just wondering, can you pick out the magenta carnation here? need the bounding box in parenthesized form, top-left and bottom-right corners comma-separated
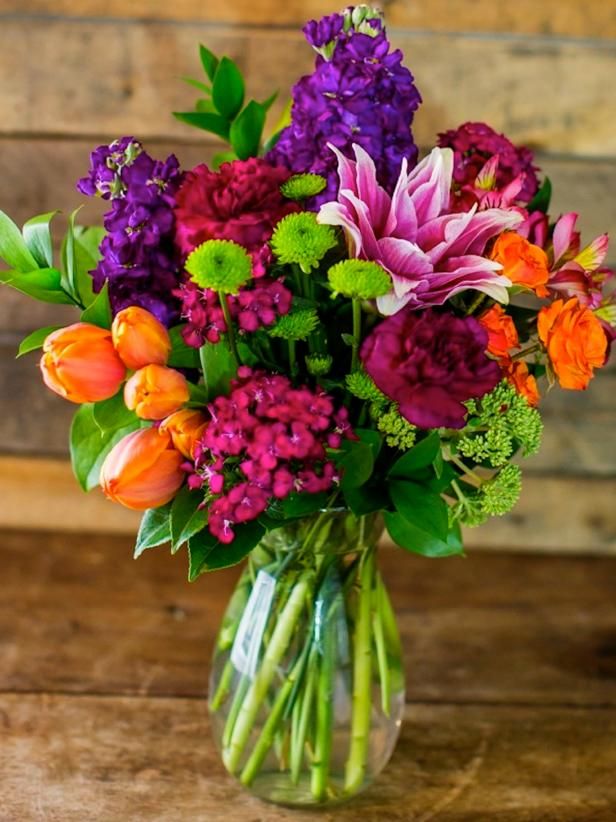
(174, 158, 299, 269)
(361, 309, 501, 429)
(437, 121, 539, 207)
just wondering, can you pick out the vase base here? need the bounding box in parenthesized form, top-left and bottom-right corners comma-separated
(241, 771, 371, 808)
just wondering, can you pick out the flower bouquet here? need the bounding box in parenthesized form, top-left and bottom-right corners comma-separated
(1, 4, 614, 808)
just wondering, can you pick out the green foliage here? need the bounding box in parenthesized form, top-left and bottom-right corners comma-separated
(212, 57, 245, 120)
(281, 174, 327, 201)
(269, 308, 319, 341)
(0, 209, 39, 271)
(170, 486, 207, 553)
(199, 339, 237, 400)
(134, 502, 173, 558)
(280, 492, 329, 519)
(80, 282, 112, 328)
(327, 260, 391, 300)
(345, 370, 387, 404)
(186, 239, 252, 293)
(385, 508, 463, 558)
(188, 521, 265, 579)
(168, 325, 201, 369)
(376, 407, 417, 451)
(527, 177, 552, 214)
(0, 266, 73, 304)
(16, 325, 62, 358)
(230, 100, 267, 159)
(334, 438, 375, 492)
(22, 211, 58, 268)
(270, 213, 337, 272)
(388, 431, 442, 481)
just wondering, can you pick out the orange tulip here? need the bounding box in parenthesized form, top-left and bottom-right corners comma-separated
(479, 304, 519, 359)
(160, 409, 208, 459)
(124, 364, 190, 420)
(40, 323, 126, 404)
(537, 297, 607, 390)
(491, 232, 550, 297)
(503, 360, 540, 407)
(111, 306, 171, 370)
(100, 427, 185, 510)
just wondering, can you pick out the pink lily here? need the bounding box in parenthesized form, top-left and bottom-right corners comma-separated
(318, 144, 523, 315)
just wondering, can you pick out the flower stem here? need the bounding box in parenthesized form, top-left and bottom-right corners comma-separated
(511, 342, 541, 361)
(351, 297, 362, 372)
(344, 548, 375, 794)
(449, 454, 483, 485)
(372, 576, 390, 717)
(290, 647, 317, 784)
(465, 292, 488, 316)
(288, 338, 298, 378)
(218, 291, 240, 368)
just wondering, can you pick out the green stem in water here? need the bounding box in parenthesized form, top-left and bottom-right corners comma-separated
(290, 647, 317, 785)
(351, 297, 362, 372)
(221, 674, 250, 750)
(372, 574, 390, 717)
(223, 570, 314, 775)
(210, 659, 235, 713)
(344, 548, 375, 794)
(218, 291, 240, 368)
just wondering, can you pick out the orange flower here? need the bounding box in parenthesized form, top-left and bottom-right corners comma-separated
(491, 232, 550, 297)
(111, 306, 172, 371)
(160, 409, 208, 459)
(40, 323, 126, 404)
(537, 297, 607, 390)
(479, 304, 519, 359)
(124, 364, 190, 420)
(504, 360, 540, 406)
(100, 427, 184, 510)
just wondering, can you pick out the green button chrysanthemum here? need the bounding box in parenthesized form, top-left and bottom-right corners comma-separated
(269, 308, 320, 341)
(185, 239, 252, 294)
(280, 173, 327, 201)
(327, 260, 392, 299)
(270, 213, 337, 273)
(305, 353, 333, 376)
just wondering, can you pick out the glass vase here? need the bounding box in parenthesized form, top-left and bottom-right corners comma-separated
(208, 510, 405, 807)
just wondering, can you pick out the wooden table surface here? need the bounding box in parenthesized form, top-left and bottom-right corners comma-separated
(1, 530, 615, 821)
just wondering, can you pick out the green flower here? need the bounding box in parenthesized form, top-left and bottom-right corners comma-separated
(185, 240, 252, 294)
(270, 213, 337, 273)
(280, 173, 327, 201)
(345, 370, 387, 403)
(328, 260, 391, 300)
(269, 308, 320, 341)
(376, 407, 417, 450)
(306, 353, 333, 377)
(479, 464, 522, 516)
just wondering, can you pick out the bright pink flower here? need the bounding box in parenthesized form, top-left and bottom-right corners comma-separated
(318, 144, 523, 315)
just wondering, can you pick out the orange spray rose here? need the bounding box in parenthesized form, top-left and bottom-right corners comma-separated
(124, 364, 190, 420)
(40, 323, 126, 403)
(479, 304, 519, 359)
(100, 427, 185, 510)
(111, 306, 172, 370)
(503, 360, 540, 407)
(491, 232, 550, 297)
(538, 297, 607, 389)
(160, 409, 208, 459)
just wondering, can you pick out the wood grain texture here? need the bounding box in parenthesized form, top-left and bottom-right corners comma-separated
(1, 693, 615, 821)
(2, 528, 616, 705)
(1, 21, 615, 155)
(4, 0, 616, 39)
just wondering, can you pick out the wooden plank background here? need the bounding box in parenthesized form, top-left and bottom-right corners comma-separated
(1, 2, 615, 551)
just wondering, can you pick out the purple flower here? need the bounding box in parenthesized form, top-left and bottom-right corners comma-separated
(319, 143, 523, 314)
(77, 138, 183, 326)
(267, 8, 421, 207)
(361, 309, 501, 429)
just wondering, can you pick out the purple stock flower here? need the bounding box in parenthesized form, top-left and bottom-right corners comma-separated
(267, 7, 421, 207)
(361, 309, 501, 429)
(77, 138, 183, 326)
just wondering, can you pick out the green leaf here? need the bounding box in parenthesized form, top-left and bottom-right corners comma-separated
(212, 57, 245, 120)
(16, 325, 62, 357)
(61, 207, 82, 301)
(344, 483, 390, 517)
(199, 43, 219, 82)
(0, 267, 74, 304)
(0, 210, 39, 272)
(92, 390, 137, 434)
(22, 211, 58, 268)
(72, 225, 104, 308)
(173, 111, 230, 140)
(388, 431, 441, 480)
(281, 491, 329, 519)
(212, 150, 238, 170)
(181, 75, 212, 95)
(259, 90, 278, 112)
(527, 177, 552, 214)
(384, 511, 463, 558)
(389, 479, 449, 541)
(229, 100, 266, 160)
(355, 428, 383, 459)
(199, 340, 236, 400)
(188, 520, 264, 580)
(168, 325, 201, 368)
(69, 403, 139, 492)
(335, 439, 374, 492)
(170, 485, 207, 553)
(195, 98, 217, 114)
(134, 502, 173, 558)
(80, 282, 112, 328)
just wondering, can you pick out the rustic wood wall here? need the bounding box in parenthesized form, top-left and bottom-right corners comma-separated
(1, 2, 616, 552)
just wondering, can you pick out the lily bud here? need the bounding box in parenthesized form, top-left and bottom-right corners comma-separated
(40, 323, 126, 404)
(111, 306, 172, 370)
(124, 364, 190, 420)
(160, 409, 208, 459)
(100, 427, 184, 510)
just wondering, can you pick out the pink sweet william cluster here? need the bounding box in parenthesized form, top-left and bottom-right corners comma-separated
(189, 368, 353, 543)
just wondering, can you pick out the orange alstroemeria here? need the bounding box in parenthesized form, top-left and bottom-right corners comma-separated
(479, 304, 519, 359)
(503, 360, 540, 407)
(160, 409, 208, 459)
(124, 364, 190, 420)
(537, 297, 607, 390)
(100, 427, 184, 510)
(40, 323, 126, 404)
(491, 232, 550, 297)
(111, 306, 172, 371)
